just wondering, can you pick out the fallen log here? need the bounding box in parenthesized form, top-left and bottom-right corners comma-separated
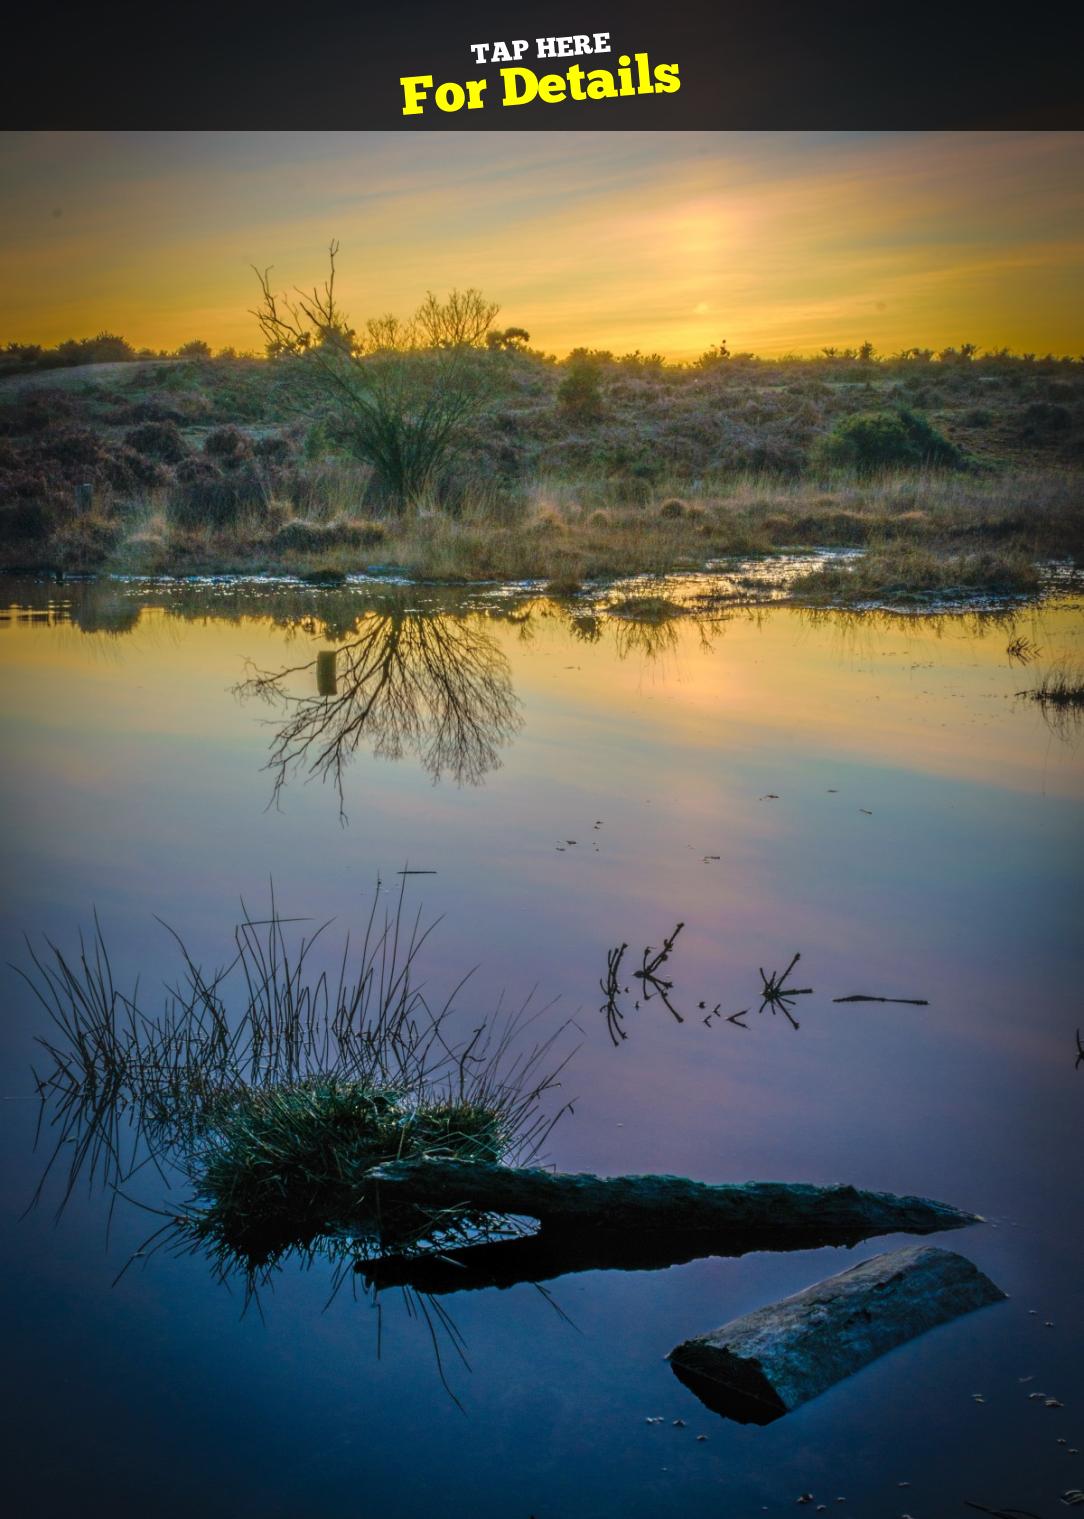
(364, 1157, 979, 1244)
(668, 1243, 1005, 1425)
(362, 1209, 954, 1295)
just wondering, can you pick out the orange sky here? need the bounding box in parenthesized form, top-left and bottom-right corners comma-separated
(1, 130, 1082, 359)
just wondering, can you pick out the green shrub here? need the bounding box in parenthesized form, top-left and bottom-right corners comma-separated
(557, 358, 604, 422)
(1022, 401, 1071, 433)
(815, 409, 966, 473)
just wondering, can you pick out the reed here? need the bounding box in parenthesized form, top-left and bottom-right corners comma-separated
(20, 880, 574, 1277)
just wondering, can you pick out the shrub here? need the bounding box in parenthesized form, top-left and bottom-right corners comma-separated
(39, 427, 108, 471)
(203, 425, 252, 465)
(0, 498, 54, 542)
(658, 497, 687, 519)
(125, 420, 190, 462)
(815, 409, 966, 473)
(101, 446, 170, 491)
(171, 456, 266, 529)
(0, 389, 79, 436)
(557, 358, 604, 421)
(253, 248, 498, 509)
(1021, 401, 1071, 433)
(51, 515, 122, 568)
(120, 399, 189, 425)
(252, 434, 293, 463)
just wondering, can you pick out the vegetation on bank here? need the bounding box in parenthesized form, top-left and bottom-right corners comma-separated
(790, 543, 1044, 604)
(2, 254, 1082, 590)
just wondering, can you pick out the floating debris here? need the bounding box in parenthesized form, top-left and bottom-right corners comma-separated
(759, 952, 813, 1028)
(833, 994, 929, 1006)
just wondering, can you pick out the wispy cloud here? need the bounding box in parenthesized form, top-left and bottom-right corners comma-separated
(1, 131, 1080, 355)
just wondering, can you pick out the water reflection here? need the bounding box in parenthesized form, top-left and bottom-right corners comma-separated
(235, 602, 523, 811)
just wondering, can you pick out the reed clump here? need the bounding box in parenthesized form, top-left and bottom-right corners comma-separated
(1020, 661, 1084, 710)
(22, 882, 572, 1278)
(189, 1077, 508, 1267)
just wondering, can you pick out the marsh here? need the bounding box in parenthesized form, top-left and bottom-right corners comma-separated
(1, 573, 1081, 1517)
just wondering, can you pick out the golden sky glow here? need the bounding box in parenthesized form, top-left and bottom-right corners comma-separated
(1, 130, 1082, 358)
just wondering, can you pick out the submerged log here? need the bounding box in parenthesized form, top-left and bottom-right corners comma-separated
(365, 1157, 979, 1243)
(669, 1244, 1006, 1425)
(363, 1211, 951, 1295)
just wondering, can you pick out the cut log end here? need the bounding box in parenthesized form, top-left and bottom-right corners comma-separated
(668, 1244, 1006, 1424)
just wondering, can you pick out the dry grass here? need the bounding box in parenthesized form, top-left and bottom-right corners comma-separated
(51, 467, 1071, 589)
(790, 542, 1043, 604)
(1020, 660, 1084, 709)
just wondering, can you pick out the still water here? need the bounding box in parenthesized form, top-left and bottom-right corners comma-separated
(1, 575, 1081, 1518)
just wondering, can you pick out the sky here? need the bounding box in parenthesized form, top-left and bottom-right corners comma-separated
(1, 130, 1082, 359)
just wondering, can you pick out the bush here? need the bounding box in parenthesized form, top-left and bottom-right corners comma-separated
(50, 515, 122, 568)
(203, 426, 252, 465)
(125, 420, 190, 462)
(557, 359, 604, 422)
(0, 498, 54, 542)
(1022, 401, 1071, 433)
(658, 497, 687, 519)
(815, 409, 966, 473)
(0, 389, 79, 436)
(252, 434, 293, 463)
(100, 446, 170, 491)
(119, 399, 189, 426)
(171, 456, 266, 529)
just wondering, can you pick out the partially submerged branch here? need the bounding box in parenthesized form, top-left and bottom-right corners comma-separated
(363, 1156, 979, 1243)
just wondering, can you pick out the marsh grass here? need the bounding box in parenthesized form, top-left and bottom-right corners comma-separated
(21, 881, 574, 1279)
(1022, 661, 1084, 708)
(187, 1077, 509, 1269)
(790, 542, 1043, 604)
(1018, 660, 1084, 740)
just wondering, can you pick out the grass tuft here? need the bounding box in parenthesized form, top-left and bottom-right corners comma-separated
(791, 543, 1042, 604)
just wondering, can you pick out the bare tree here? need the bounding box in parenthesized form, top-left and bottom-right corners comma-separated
(252, 243, 500, 510)
(236, 601, 523, 815)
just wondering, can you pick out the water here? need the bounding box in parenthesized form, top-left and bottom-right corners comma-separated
(1, 574, 1081, 1518)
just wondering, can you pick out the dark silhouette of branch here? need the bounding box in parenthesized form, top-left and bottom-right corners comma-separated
(236, 604, 522, 816)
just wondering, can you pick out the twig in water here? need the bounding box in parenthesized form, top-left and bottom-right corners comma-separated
(758, 952, 812, 1029)
(1076, 1029, 1083, 1070)
(599, 943, 629, 1047)
(633, 923, 685, 1024)
(833, 994, 929, 1006)
(964, 1504, 1044, 1518)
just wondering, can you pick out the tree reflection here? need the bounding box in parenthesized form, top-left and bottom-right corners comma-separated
(236, 603, 522, 813)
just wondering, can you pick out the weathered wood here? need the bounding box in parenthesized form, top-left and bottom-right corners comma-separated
(668, 1244, 1005, 1425)
(365, 1157, 979, 1242)
(362, 1210, 953, 1295)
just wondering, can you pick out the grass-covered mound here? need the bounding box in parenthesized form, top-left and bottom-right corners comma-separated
(814, 408, 968, 473)
(188, 1078, 508, 1269)
(791, 543, 1042, 605)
